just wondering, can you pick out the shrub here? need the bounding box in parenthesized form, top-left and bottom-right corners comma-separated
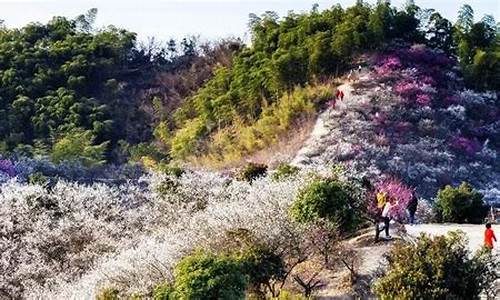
(153, 283, 176, 300)
(369, 178, 414, 221)
(236, 162, 268, 182)
(238, 245, 285, 295)
(374, 231, 498, 300)
(155, 177, 179, 196)
(290, 179, 359, 232)
(96, 288, 120, 300)
(27, 172, 49, 186)
(127, 142, 167, 163)
(272, 290, 308, 300)
(272, 163, 300, 181)
(51, 129, 108, 167)
(434, 182, 487, 223)
(174, 251, 246, 300)
(159, 164, 185, 178)
(170, 118, 207, 159)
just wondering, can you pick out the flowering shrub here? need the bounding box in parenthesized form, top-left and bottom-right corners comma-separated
(0, 159, 16, 177)
(374, 55, 401, 76)
(369, 178, 414, 221)
(393, 79, 434, 107)
(375, 46, 460, 108)
(0, 168, 309, 299)
(415, 93, 432, 106)
(449, 135, 482, 155)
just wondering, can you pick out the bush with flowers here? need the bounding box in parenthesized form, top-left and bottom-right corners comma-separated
(367, 178, 414, 222)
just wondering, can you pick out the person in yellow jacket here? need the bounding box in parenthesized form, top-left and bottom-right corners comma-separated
(375, 196, 398, 242)
(377, 192, 387, 209)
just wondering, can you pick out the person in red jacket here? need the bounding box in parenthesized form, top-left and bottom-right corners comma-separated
(484, 223, 497, 249)
(335, 89, 341, 100)
(339, 90, 344, 101)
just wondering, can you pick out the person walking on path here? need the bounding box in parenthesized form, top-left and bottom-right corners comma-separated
(407, 193, 418, 225)
(330, 89, 342, 109)
(335, 89, 341, 100)
(347, 69, 353, 82)
(339, 90, 344, 101)
(376, 197, 398, 242)
(484, 223, 497, 250)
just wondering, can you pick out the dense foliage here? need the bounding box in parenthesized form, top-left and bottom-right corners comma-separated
(165, 0, 425, 161)
(297, 43, 499, 202)
(434, 182, 488, 223)
(1, 2, 497, 166)
(237, 245, 285, 296)
(173, 251, 246, 300)
(374, 231, 499, 300)
(0, 1, 499, 299)
(236, 162, 268, 182)
(290, 178, 360, 232)
(0, 10, 239, 164)
(0, 10, 151, 155)
(272, 163, 300, 181)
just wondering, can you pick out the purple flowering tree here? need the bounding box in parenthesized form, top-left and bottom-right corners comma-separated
(0, 159, 16, 177)
(368, 178, 414, 221)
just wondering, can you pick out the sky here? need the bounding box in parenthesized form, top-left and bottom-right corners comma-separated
(0, 0, 499, 42)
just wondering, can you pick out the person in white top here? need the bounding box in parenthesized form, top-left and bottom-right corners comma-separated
(376, 198, 399, 241)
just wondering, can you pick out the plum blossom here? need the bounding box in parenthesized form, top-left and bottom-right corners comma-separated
(368, 178, 414, 221)
(0, 159, 16, 177)
(449, 135, 482, 155)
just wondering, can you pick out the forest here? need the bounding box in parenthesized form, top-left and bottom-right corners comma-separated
(0, 1, 498, 167)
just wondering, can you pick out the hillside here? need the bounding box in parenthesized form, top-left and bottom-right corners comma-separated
(0, 1, 499, 300)
(160, 2, 498, 168)
(292, 46, 499, 203)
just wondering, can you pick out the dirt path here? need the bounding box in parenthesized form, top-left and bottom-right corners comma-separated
(317, 224, 499, 299)
(291, 81, 352, 165)
(291, 73, 371, 166)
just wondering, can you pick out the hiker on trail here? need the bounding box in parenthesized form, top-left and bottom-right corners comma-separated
(484, 223, 497, 250)
(407, 193, 418, 225)
(339, 90, 344, 101)
(358, 65, 362, 74)
(376, 197, 398, 241)
(335, 89, 341, 100)
(347, 69, 353, 82)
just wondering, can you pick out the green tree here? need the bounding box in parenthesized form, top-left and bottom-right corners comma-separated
(290, 179, 360, 232)
(426, 13, 454, 54)
(434, 182, 488, 223)
(374, 231, 499, 300)
(456, 4, 474, 33)
(174, 251, 246, 300)
(51, 129, 108, 166)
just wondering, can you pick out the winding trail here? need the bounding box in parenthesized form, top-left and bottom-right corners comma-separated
(292, 72, 372, 166)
